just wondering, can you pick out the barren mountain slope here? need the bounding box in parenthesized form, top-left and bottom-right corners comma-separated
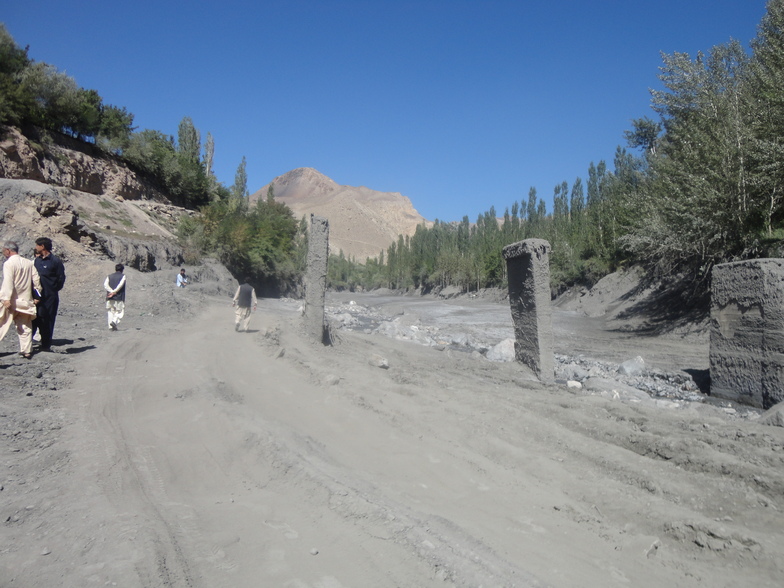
(250, 167, 429, 261)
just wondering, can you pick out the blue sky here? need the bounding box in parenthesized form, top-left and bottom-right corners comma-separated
(3, 0, 768, 222)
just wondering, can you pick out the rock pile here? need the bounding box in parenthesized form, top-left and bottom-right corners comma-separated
(326, 298, 764, 420)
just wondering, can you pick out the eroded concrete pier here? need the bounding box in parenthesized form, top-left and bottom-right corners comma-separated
(502, 239, 554, 383)
(304, 215, 329, 344)
(710, 258, 784, 409)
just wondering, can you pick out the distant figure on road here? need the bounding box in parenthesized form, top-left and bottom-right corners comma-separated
(232, 278, 257, 332)
(0, 241, 42, 358)
(176, 268, 189, 288)
(104, 263, 126, 331)
(32, 237, 66, 352)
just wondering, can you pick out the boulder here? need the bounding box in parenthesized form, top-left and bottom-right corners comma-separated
(583, 377, 653, 404)
(758, 402, 784, 427)
(486, 338, 516, 362)
(619, 356, 646, 376)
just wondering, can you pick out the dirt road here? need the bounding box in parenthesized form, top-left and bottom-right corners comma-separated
(2, 292, 783, 587)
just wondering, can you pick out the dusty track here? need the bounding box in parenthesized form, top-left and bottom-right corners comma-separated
(2, 293, 784, 587)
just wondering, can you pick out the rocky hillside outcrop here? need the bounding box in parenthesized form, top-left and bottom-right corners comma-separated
(250, 167, 430, 261)
(0, 178, 191, 271)
(0, 127, 200, 273)
(0, 126, 170, 202)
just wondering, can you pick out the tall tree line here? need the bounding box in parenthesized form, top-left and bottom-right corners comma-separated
(619, 0, 784, 294)
(332, 0, 784, 302)
(328, 164, 618, 294)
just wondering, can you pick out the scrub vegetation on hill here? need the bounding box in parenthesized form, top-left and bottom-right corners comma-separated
(0, 23, 305, 293)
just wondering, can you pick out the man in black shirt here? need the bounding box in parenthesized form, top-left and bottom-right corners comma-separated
(32, 237, 66, 351)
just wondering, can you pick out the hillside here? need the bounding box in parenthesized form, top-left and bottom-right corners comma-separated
(0, 126, 170, 203)
(250, 167, 429, 261)
(0, 125, 238, 306)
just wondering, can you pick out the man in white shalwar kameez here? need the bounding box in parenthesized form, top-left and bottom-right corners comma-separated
(232, 278, 257, 332)
(0, 241, 42, 358)
(103, 263, 126, 330)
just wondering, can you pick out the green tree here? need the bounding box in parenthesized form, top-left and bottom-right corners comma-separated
(231, 156, 248, 201)
(177, 116, 200, 162)
(96, 104, 134, 153)
(202, 132, 222, 201)
(525, 186, 538, 224)
(0, 24, 32, 126)
(179, 191, 302, 294)
(621, 41, 754, 281)
(570, 177, 585, 222)
(624, 117, 661, 157)
(19, 62, 83, 135)
(748, 0, 784, 237)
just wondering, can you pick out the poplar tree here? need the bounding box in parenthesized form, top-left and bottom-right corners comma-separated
(177, 116, 200, 162)
(570, 178, 585, 220)
(230, 156, 249, 207)
(526, 187, 538, 227)
(203, 132, 215, 176)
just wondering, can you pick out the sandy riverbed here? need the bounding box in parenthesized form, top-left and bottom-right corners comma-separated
(1, 275, 783, 587)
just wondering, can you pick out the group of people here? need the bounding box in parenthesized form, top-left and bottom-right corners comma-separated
(0, 238, 66, 358)
(2, 240, 259, 358)
(0, 237, 127, 356)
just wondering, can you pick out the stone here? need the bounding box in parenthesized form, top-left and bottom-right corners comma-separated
(582, 377, 652, 404)
(486, 338, 516, 362)
(758, 402, 784, 427)
(368, 354, 389, 369)
(619, 356, 646, 376)
(0, 126, 169, 201)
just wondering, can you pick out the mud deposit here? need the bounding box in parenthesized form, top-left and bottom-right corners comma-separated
(2, 283, 783, 587)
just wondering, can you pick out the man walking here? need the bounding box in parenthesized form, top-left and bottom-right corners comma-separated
(32, 237, 66, 351)
(0, 241, 42, 358)
(232, 278, 257, 332)
(103, 263, 126, 331)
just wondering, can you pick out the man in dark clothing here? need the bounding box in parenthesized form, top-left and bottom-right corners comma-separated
(32, 237, 66, 351)
(232, 278, 257, 332)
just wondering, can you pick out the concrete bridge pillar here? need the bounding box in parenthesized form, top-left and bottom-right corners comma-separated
(502, 239, 554, 383)
(305, 215, 329, 344)
(711, 258, 784, 409)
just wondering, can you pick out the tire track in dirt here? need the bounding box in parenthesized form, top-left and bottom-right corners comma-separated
(75, 332, 200, 588)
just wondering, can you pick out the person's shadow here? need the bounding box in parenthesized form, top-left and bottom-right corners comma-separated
(50, 338, 96, 355)
(0, 350, 19, 364)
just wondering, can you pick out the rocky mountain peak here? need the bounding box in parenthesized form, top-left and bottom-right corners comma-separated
(262, 167, 340, 200)
(250, 168, 429, 261)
